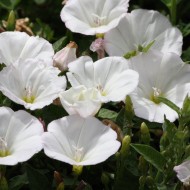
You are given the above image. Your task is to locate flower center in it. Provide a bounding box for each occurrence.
[91,13,107,27]
[150,87,162,104]
[0,137,9,157]
[23,86,35,103]
[72,145,84,162]
[96,85,107,96]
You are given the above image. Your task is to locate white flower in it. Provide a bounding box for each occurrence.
[60,0,129,35]
[174,160,190,185]
[53,41,77,71]
[42,115,120,165]
[0,59,66,110]
[128,50,190,123]
[0,107,43,165]
[0,31,54,66]
[104,9,182,57]
[59,86,102,117]
[67,56,139,103]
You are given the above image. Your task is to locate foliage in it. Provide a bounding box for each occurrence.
[0,0,190,189]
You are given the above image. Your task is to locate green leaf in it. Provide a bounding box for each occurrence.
[160,0,181,8]
[34,0,46,5]
[130,144,166,172]
[53,36,68,52]
[162,117,177,141]
[0,0,21,9]
[0,0,12,9]
[179,95,190,126]
[9,173,28,190]
[157,96,180,115]
[38,104,67,125]
[97,108,118,121]
[26,164,51,190]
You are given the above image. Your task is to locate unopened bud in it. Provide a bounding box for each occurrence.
[120,135,131,158]
[146,176,155,187]
[90,38,105,59]
[138,156,148,175]
[101,172,109,186]
[53,41,77,71]
[125,95,134,122]
[54,171,63,187]
[139,176,146,188]
[6,10,16,31]
[140,122,150,144]
[57,182,64,190]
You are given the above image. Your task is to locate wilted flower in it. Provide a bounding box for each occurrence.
[67,56,139,103]
[90,38,105,59]
[128,50,190,123]
[42,115,120,165]
[0,31,54,66]
[0,107,43,165]
[53,41,77,71]
[60,0,129,35]
[59,85,102,117]
[104,9,182,57]
[174,160,190,185]
[0,59,66,110]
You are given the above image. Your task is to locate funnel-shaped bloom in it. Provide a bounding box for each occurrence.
[0,59,66,110]
[67,56,139,103]
[128,50,190,123]
[0,107,43,165]
[60,0,129,35]
[104,9,182,57]
[0,31,54,66]
[42,115,120,165]
[59,86,102,117]
[174,160,190,185]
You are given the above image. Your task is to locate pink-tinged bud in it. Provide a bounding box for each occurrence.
[53,41,77,71]
[174,160,190,185]
[90,38,105,59]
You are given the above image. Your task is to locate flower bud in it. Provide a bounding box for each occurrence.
[90,38,105,59]
[6,10,16,31]
[54,171,63,187]
[140,122,150,144]
[101,172,110,186]
[57,182,64,190]
[120,135,131,159]
[53,41,77,71]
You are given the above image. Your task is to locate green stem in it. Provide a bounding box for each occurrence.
[170,0,177,25]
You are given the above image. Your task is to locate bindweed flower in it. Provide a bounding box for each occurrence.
[174,160,190,185]
[128,50,190,123]
[104,9,182,57]
[53,41,77,71]
[42,115,121,165]
[67,56,139,103]
[0,31,54,66]
[60,0,129,35]
[59,85,102,117]
[0,59,66,110]
[0,107,43,165]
